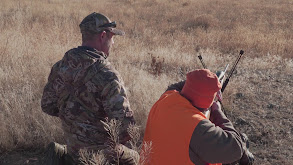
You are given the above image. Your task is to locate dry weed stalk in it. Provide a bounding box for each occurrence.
[128,124,153,165]
[139,141,152,165]
[79,149,109,165]
[101,118,122,165]
[127,124,140,152]
[78,118,122,165]
[127,124,141,164]
[78,122,151,165]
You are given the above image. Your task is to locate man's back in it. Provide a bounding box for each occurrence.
[41,46,134,159]
[143,90,206,165]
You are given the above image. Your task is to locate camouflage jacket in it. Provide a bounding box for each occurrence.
[41,46,135,158]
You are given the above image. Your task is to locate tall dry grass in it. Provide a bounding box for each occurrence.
[0,0,292,164]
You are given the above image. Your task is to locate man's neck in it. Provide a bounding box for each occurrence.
[81,42,100,51]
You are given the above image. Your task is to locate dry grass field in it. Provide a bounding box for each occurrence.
[0,0,292,164]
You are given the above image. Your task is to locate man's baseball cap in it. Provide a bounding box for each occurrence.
[181,69,222,109]
[79,12,125,36]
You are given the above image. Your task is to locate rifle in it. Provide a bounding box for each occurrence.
[198,50,245,119]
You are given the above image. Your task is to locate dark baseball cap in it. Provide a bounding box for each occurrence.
[79,12,125,36]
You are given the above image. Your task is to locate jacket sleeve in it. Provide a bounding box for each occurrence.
[189,109,244,164]
[41,62,61,117]
[165,80,185,92]
[100,70,135,144]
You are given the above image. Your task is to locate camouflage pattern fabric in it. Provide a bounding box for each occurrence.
[41,46,135,162]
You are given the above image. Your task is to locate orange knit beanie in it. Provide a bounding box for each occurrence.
[181,69,222,109]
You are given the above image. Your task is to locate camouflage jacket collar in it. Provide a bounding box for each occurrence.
[77,46,108,59]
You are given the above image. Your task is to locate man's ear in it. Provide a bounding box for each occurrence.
[100,31,107,39]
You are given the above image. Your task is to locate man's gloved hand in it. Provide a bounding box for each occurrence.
[239,133,255,165]
[209,101,228,126]
[239,149,254,165]
[105,144,139,165]
[216,90,223,102]
[117,144,140,165]
[211,101,221,111]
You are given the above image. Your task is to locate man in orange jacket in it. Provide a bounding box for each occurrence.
[142,69,254,165]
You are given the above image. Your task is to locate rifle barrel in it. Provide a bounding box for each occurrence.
[198,55,207,69]
[221,50,244,92]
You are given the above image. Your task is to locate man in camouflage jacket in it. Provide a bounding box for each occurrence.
[41,12,137,164]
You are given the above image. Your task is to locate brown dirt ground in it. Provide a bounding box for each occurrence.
[0,150,43,165]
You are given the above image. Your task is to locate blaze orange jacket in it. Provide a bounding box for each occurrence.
[142,90,243,165]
